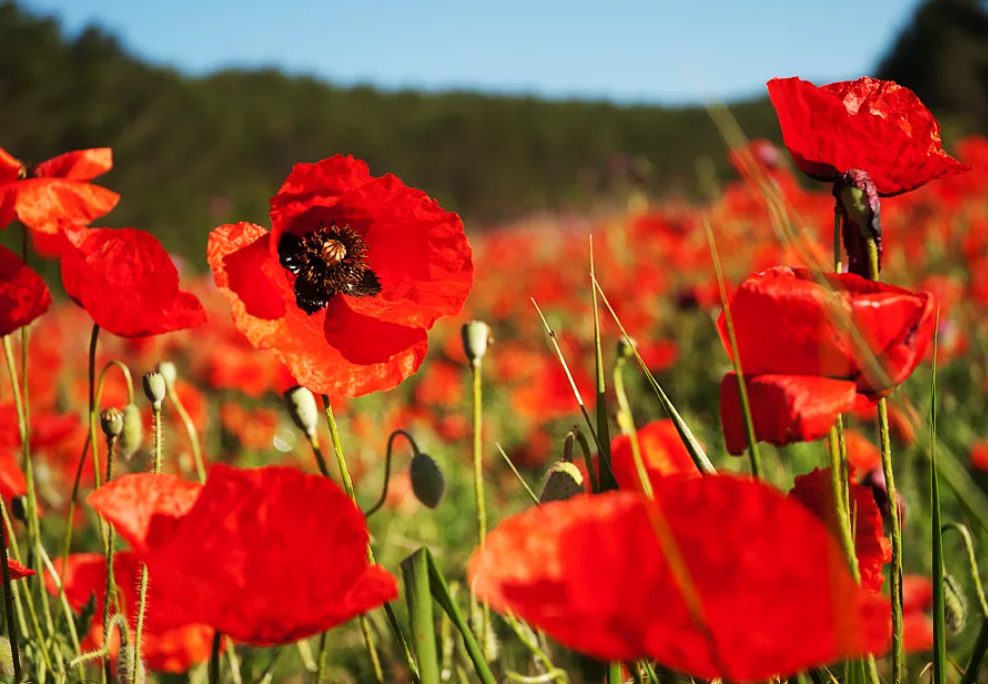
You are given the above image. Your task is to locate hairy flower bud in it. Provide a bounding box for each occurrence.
[116,645,147,684]
[118,404,143,461]
[156,360,178,388]
[410,452,446,509]
[143,371,166,409]
[461,320,492,367]
[539,461,585,503]
[100,407,124,440]
[944,573,967,634]
[284,386,319,438]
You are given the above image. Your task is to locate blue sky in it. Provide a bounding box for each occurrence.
[21,0,924,105]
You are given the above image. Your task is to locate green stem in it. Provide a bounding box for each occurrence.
[827,429,860,583]
[961,619,988,684]
[166,379,206,483]
[468,363,490,652]
[133,405,162,679]
[35,544,83,672]
[942,523,988,616]
[866,238,903,684]
[614,356,650,496]
[0,509,21,684]
[606,661,623,684]
[403,550,439,684]
[100,433,118,678]
[209,630,222,684]
[365,430,421,518]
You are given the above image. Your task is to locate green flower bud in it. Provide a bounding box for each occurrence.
[143,371,166,408]
[119,404,143,461]
[461,320,492,367]
[944,573,967,634]
[10,496,27,524]
[156,360,178,388]
[617,336,637,361]
[284,386,319,438]
[539,461,585,503]
[100,407,124,440]
[410,452,446,509]
[116,645,147,684]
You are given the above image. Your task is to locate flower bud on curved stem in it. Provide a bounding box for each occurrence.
[365,429,446,516]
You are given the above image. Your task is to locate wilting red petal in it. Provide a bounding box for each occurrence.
[12,179,119,254]
[87,473,203,554]
[720,373,878,455]
[718,266,936,394]
[61,222,206,337]
[34,149,113,181]
[0,245,50,336]
[469,475,890,681]
[767,77,970,196]
[609,420,699,491]
[5,558,34,579]
[103,465,398,645]
[789,467,892,594]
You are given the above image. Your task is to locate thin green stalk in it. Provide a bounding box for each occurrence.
[100,432,119,679]
[495,444,539,506]
[931,320,945,684]
[589,238,616,492]
[962,620,988,684]
[704,217,762,477]
[133,405,161,679]
[36,544,83,674]
[613,355,644,478]
[364,430,421,518]
[209,630,223,684]
[607,662,622,684]
[468,360,491,654]
[942,523,988,617]
[567,428,597,495]
[0,500,30,653]
[0,509,22,684]
[866,238,903,684]
[166,378,206,483]
[827,429,860,583]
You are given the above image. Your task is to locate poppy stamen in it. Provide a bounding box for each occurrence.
[278,222,382,315]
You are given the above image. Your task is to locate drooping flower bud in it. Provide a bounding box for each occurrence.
[116,645,147,684]
[156,360,178,388]
[461,320,492,367]
[118,404,143,461]
[834,169,882,278]
[539,461,585,503]
[143,371,166,409]
[944,573,967,634]
[100,407,124,440]
[284,386,319,438]
[10,496,27,524]
[616,336,637,361]
[410,452,446,509]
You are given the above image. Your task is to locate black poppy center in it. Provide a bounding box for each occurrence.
[278,222,381,315]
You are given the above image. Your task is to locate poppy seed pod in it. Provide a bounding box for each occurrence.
[116,645,147,684]
[944,573,967,634]
[118,404,143,461]
[156,361,178,388]
[461,320,492,367]
[410,452,446,509]
[100,407,124,440]
[539,461,585,503]
[143,372,166,408]
[284,386,319,438]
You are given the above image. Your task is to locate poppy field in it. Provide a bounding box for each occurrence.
[0,75,987,684]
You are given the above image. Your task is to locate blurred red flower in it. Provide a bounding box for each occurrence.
[469,474,890,681]
[46,552,216,673]
[0,245,50,335]
[0,147,119,256]
[767,77,969,196]
[208,155,473,397]
[789,467,891,594]
[60,222,206,337]
[609,420,698,492]
[89,465,398,645]
[719,266,935,454]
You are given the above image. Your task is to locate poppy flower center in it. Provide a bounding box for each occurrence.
[278,222,381,315]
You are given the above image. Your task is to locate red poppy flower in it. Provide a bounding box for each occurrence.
[0,245,50,335]
[0,147,119,256]
[208,156,473,397]
[469,474,890,681]
[719,266,935,454]
[789,467,891,594]
[46,553,216,673]
[60,221,206,337]
[89,465,398,645]
[767,77,969,196]
[609,420,699,492]
[841,430,882,474]
[901,575,934,653]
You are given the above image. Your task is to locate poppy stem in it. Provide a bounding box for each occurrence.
[0,507,22,684]
[100,431,119,683]
[164,372,206,483]
[364,429,422,518]
[866,238,904,684]
[209,630,222,684]
[468,357,492,656]
[826,429,860,583]
[132,403,163,681]
[614,355,649,496]
[941,523,988,617]
[565,427,597,495]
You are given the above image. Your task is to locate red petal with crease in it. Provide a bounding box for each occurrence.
[34,149,113,181]
[0,245,50,336]
[469,475,891,681]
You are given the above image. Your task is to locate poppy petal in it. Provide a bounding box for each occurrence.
[469,475,891,681]
[12,179,119,253]
[0,245,51,336]
[34,149,113,182]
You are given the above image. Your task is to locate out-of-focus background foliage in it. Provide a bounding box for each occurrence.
[1,0,986,262]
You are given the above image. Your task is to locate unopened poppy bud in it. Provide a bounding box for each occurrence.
[156,360,177,388]
[539,461,585,503]
[119,404,143,461]
[410,452,445,509]
[143,372,166,408]
[100,407,124,440]
[0,636,19,677]
[461,320,492,367]
[284,386,319,438]
[835,169,882,278]
[616,336,637,361]
[116,645,147,684]
[944,573,967,633]
[10,496,27,524]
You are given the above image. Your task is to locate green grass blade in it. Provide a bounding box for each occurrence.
[402,549,440,684]
[590,237,617,491]
[931,311,946,684]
